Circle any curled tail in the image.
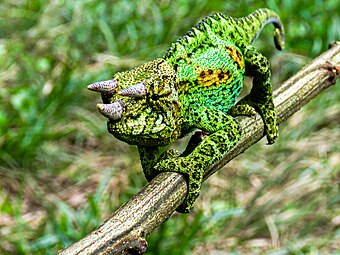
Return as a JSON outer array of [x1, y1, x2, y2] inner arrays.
[[235, 8, 285, 50]]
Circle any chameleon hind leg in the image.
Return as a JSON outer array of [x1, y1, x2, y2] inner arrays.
[[233, 44, 278, 144], [146, 107, 241, 213]]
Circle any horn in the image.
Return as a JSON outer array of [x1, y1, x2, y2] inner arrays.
[[87, 80, 117, 93], [96, 101, 123, 120], [118, 83, 146, 97]]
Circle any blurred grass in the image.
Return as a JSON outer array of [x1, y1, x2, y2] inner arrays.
[[0, 0, 339, 254]]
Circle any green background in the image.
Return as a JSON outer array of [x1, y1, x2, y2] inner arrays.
[[0, 0, 339, 254]]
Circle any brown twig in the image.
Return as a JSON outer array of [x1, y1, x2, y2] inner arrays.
[[58, 42, 339, 255]]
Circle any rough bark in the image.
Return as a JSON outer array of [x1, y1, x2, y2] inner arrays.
[[58, 42, 339, 255]]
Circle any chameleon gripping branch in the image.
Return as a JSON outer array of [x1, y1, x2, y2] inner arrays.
[[58, 43, 339, 255], [89, 8, 286, 214]]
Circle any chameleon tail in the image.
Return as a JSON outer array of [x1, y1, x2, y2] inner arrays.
[[235, 8, 285, 50]]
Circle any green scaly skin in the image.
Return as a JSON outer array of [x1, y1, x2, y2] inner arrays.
[[88, 9, 285, 213]]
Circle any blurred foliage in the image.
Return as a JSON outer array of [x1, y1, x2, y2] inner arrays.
[[0, 0, 339, 254]]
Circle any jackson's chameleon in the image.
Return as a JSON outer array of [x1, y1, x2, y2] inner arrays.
[[87, 8, 285, 213]]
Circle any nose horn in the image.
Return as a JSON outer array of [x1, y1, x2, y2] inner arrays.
[[87, 80, 117, 93], [96, 101, 123, 120]]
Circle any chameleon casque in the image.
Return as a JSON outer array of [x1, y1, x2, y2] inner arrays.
[[87, 8, 285, 213]]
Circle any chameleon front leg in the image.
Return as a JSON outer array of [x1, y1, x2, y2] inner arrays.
[[138, 146, 180, 181], [153, 108, 241, 213], [138, 146, 160, 181], [233, 44, 278, 144]]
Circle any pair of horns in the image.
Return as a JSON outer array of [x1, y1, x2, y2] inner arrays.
[[87, 80, 147, 120], [87, 80, 146, 97]]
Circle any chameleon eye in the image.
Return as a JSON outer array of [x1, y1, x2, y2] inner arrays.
[[151, 94, 160, 101]]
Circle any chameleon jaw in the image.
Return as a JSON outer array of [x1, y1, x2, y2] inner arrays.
[[107, 115, 179, 147]]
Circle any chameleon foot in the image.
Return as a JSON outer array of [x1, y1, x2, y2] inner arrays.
[[142, 148, 181, 182], [234, 96, 278, 144], [154, 157, 204, 213]]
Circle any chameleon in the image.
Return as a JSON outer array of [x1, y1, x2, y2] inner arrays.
[[87, 8, 285, 213]]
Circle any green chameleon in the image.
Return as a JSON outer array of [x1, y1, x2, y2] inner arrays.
[[87, 8, 285, 213]]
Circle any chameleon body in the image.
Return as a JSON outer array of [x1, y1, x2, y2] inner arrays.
[[87, 9, 285, 213]]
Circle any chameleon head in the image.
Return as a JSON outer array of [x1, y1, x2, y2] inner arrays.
[[87, 58, 182, 146]]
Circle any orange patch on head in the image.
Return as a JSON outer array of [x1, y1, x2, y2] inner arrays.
[[226, 46, 244, 69], [197, 68, 231, 87]]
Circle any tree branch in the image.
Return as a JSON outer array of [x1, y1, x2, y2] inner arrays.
[[58, 42, 339, 255]]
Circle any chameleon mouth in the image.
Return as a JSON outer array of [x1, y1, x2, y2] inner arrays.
[[108, 119, 173, 146], [108, 112, 168, 137]]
